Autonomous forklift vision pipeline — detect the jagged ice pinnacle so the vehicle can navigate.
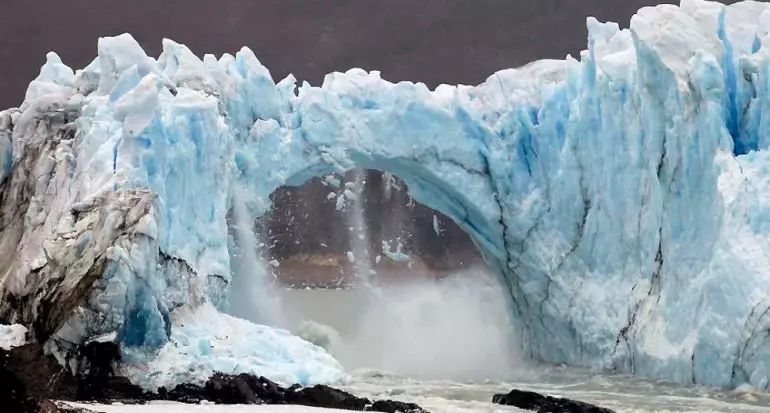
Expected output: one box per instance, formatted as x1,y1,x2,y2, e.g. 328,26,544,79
1,0,770,391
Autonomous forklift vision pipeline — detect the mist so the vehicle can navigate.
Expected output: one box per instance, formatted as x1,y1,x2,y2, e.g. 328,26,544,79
285,266,520,382
227,186,283,327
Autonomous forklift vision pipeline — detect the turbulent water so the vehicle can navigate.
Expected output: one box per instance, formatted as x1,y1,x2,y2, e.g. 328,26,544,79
339,368,770,413
279,267,770,413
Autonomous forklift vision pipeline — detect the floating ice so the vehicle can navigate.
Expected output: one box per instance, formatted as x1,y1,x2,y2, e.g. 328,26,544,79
1,0,770,392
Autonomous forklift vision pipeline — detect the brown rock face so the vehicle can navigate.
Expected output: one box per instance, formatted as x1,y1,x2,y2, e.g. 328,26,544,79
262,169,485,287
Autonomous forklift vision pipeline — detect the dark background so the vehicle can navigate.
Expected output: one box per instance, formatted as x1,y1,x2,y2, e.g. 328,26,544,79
0,0,737,109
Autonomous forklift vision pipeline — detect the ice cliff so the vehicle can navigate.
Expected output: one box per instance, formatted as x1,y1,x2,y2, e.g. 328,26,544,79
1,0,770,391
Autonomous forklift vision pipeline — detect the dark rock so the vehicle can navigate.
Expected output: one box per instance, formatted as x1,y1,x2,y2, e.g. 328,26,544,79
285,383,428,412
161,383,208,404
75,341,148,403
89,377,148,403
2,343,428,413
1,342,78,403
368,399,427,413
38,400,98,413
492,389,615,413
159,373,429,412
203,373,266,404
286,384,369,410
0,339,149,411
0,348,39,413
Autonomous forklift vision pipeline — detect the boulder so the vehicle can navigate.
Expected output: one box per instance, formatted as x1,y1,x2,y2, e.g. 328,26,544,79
369,399,427,413
161,372,429,412
287,384,369,410
492,389,615,413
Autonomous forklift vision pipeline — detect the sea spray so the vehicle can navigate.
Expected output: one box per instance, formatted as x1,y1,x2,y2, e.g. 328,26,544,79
346,170,375,288
336,265,518,381
228,184,283,326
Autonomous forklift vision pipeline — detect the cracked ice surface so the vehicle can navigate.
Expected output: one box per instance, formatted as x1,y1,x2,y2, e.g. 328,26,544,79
2,0,770,391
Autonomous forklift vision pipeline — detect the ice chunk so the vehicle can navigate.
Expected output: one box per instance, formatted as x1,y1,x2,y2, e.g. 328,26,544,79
23,52,76,103
87,332,118,344
324,175,341,188
335,193,346,211
0,324,28,350
381,240,411,264
120,304,348,390
432,215,441,236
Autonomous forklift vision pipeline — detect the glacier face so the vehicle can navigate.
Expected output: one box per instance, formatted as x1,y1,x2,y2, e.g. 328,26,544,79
1,0,770,391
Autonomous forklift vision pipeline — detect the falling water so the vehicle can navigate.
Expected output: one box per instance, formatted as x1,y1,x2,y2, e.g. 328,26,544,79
346,169,374,287
381,172,409,247
228,184,282,326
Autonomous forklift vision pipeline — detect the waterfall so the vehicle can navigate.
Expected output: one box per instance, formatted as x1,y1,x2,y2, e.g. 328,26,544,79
346,169,374,288
228,184,282,326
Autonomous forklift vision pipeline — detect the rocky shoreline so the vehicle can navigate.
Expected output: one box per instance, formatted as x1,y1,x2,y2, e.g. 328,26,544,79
492,389,615,413
2,336,618,413
1,340,425,413
1,326,615,413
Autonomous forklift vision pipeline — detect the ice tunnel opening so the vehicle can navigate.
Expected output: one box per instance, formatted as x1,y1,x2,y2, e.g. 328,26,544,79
228,165,522,381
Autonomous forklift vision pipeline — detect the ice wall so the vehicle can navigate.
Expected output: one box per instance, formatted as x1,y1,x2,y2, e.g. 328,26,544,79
1,0,770,390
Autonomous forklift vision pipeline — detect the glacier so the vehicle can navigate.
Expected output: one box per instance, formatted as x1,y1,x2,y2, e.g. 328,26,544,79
1,0,770,391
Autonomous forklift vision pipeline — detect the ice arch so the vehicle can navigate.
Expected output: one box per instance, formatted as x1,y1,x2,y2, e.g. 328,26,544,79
240,76,516,293
2,0,770,392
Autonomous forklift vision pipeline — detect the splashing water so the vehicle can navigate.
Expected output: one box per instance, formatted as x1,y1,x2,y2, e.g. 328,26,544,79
228,185,282,326
342,268,517,381
279,266,770,412
282,265,519,381
345,170,375,288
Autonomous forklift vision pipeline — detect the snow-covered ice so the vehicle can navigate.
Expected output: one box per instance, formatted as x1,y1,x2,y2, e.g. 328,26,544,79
0,324,28,350
120,303,347,390
1,0,770,392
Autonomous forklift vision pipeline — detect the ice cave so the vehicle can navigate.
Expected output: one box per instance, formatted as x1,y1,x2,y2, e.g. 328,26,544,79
1,0,770,395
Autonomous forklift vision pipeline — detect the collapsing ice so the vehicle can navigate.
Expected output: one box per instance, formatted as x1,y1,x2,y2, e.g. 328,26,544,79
1,0,770,391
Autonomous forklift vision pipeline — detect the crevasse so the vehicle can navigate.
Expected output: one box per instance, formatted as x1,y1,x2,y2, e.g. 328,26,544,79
1,0,770,391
